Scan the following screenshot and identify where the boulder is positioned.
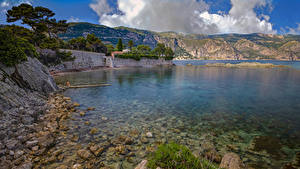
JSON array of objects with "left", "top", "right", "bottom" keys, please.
[{"left": 220, "top": 153, "right": 246, "bottom": 169}]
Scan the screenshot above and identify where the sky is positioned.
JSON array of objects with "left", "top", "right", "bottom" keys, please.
[{"left": 0, "top": 0, "right": 299, "bottom": 35}]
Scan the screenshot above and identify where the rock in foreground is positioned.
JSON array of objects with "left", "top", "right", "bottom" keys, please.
[{"left": 220, "top": 153, "right": 246, "bottom": 169}]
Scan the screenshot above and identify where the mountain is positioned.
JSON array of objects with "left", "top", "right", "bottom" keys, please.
[{"left": 60, "top": 22, "right": 300, "bottom": 60}]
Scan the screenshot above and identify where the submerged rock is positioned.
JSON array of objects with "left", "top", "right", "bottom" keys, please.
[
  {"left": 87, "top": 107, "right": 96, "bottom": 111},
  {"left": 220, "top": 153, "right": 246, "bottom": 169},
  {"left": 73, "top": 102, "right": 80, "bottom": 107},
  {"left": 101, "top": 117, "right": 108, "bottom": 121},
  {"left": 251, "top": 135, "right": 283, "bottom": 159},
  {"left": 146, "top": 132, "right": 153, "bottom": 138},
  {"left": 79, "top": 111, "right": 85, "bottom": 117},
  {"left": 77, "top": 149, "right": 92, "bottom": 160},
  {"left": 90, "top": 128, "right": 98, "bottom": 135},
  {"left": 89, "top": 145, "right": 104, "bottom": 156}
]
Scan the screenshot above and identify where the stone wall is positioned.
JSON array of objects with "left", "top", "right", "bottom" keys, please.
[
  {"left": 49, "top": 49, "right": 106, "bottom": 72},
  {"left": 50, "top": 50, "right": 173, "bottom": 72},
  {"left": 113, "top": 58, "right": 173, "bottom": 67}
]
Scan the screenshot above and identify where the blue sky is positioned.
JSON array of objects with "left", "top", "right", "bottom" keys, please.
[{"left": 1, "top": 0, "right": 299, "bottom": 34}]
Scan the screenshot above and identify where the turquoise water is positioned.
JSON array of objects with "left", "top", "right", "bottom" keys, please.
[{"left": 55, "top": 64, "right": 300, "bottom": 168}]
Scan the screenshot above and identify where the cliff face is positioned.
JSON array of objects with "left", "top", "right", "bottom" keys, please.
[
  {"left": 155, "top": 33, "right": 300, "bottom": 60},
  {"left": 61, "top": 23, "right": 300, "bottom": 61},
  {"left": 0, "top": 57, "right": 59, "bottom": 168},
  {"left": 0, "top": 57, "right": 58, "bottom": 111}
]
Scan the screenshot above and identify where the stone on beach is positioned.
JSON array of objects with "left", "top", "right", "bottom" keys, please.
[
  {"left": 146, "top": 132, "right": 153, "bottom": 138},
  {"left": 220, "top": 153, "right": 246, "bottom": 169},
  {"left": 77, "top": 149, "right": 92, "bottom": 160}
]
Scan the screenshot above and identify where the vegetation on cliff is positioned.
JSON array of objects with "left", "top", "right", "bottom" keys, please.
[
  {"left": 61, "top": 22, "right": 300, "bottom": 61},
  {"left": 0, "top": 4, "right": 73, "bottom": 67},
  {"left": 0, "top": 27, "right": 37, "bottom": 67},
  {"left": 62, "top": 34, "right": 107, "bottom": 54},
  {"left": 115, "top": 43, "right": 174, "bottom": 60}
]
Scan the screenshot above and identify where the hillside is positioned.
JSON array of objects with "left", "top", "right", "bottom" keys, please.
[{"left": 60, "top": 22, "right": 300, "bottom": 60}]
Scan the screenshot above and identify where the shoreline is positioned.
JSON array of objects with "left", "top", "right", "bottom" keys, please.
[{"left": 50, "top": 65, "right": 175, "bottom": 76}]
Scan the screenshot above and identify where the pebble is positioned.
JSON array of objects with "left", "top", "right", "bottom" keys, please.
[
  {"left": 146, "top": 132, "right": 153, "bottom": 138},
  {"left": 102, "top": 117, "right": 108, "bottom": 121},
  {"left": 6, "top": 139, "right": 18, "bottom": 149},
  {"left": 77, "top": 149, "right": 92, "bottom": 160},
  {"left": 26, "top": 140, "right": 38, "bottom": 147},
  {"left": 80, "top": 111, "right": 85, "bottom": 117},
  {"left": 72, "top": 164, "right": 83, "bottom": 169}
]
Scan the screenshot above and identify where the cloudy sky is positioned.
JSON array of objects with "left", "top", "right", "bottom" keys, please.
[{"left": 0, "top": 0, "right": 299, "bottom": 35}]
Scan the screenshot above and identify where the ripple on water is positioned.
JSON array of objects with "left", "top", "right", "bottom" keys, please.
[{"left": 54, "top": 66, "right": 300, "bottom": 168}]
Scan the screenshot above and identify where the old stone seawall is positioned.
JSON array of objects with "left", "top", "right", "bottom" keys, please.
[
  {"left": 49, "top": 49, "right": 173, "bottom": 73},
  {"left": 113, "top": 58, "right": 173, "bottom": 67}
]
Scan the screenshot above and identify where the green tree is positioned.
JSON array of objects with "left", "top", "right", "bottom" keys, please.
[
  {"left": 6, "top": 4, "right": 68, "bottom": 42},
  {"left": 45, "top": 18, "right": 68, "bottom": 38},
  {"left": 86, "top": 34, "right": 107, "bottom": 53},
  {"left": 106, "top": 44, "right": 115, "bottom": 56},
  {"left": 165, "top": 47, "right": 174, "bottom": 60},
  {"left": 116, "top": 38, "right": 123, "bottom": 51},
  {"left": 7, "top": 4, "right": 54, "bottom": 32},
  {"left": 152, "top": 43, "right": 166, "bottom": 57},
  {"left": 0, "top": 28, "right": 37, "bottom": 67},
  {"left": 3, "top": 25, "right": 34, "bottom": 43},
  {"left": 128, "top": 40, "right": 134, "bottom": 50},
  {"left": 137, "top": 45, "right": 151, "bottom": 54}
]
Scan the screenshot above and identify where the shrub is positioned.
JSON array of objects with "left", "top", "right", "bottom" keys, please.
[
  {"left": 147, "top": 143, "right": 219, "bottom": 169},
  {"left": 0, "top": 28, "right": 37, "bottom": 67},
  {"left": 115, "top": 54, "right": 160, "bottom": 61}
]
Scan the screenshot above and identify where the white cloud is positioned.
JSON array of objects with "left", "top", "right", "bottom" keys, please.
[
  {"left": 89, "top": 0, "right": 112, "bottom": 17},
  {"left": 1, "top": 1, "right": 9, "bottom": 7},
  {"left": 68, "top": 16, "right": 81, "bottom": 23},
  {"left": 90, "top": 0, "right": 275, "bottom": 34},
  {"left": 286, "top": 23, "right": 300, "bottom": 35}
]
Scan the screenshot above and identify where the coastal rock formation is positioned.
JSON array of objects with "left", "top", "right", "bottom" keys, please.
[
  {"left": 0, "top": 57, "right": 58, "bottom": 168},
  {"left": 0, "top": 57, "right": 58, "bottom": 111}
]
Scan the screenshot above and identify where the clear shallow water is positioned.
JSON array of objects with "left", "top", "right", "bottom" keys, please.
[{"left": 55, "top": 65, "right": 300, "bottom": 168}]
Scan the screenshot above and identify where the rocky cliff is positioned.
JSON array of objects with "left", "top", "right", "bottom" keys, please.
[
  {"left": 60, "top": 22, "right": 300, "bottom": 61},
  {"left": 0, "top": 57, "right": 58, "bottom": 168}
]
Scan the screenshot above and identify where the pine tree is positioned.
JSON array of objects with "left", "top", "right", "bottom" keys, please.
[
  {"left": 128, "top": 40, "right": 134, "bottom": 50},
  {"left": 116, "top": 38, "right": 123, "bottom": 51}
]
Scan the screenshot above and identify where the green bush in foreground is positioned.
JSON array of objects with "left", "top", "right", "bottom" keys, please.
[{"left": 147, "top": 143, "right": 219, "bottom": 169}]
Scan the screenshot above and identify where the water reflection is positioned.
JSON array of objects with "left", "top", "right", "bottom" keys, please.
[{"left": 55, "top": 66, "right": 300, "bottom": 168}]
